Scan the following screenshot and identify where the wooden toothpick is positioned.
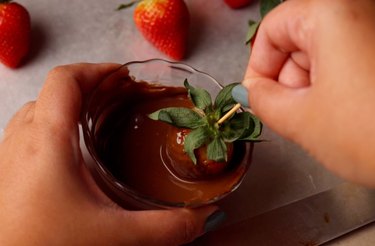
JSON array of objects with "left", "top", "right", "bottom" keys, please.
[{"left": 217, "top": 103, "right": 241, "bottom": 125}]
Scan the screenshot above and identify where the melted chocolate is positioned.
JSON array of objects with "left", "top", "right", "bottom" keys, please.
[{"left": 87, "top": 77, "right": 252, "bottom": 206}]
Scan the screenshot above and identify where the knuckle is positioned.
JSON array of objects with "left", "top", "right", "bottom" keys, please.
[
  {"left": 46, "top": 65, "right": 72, "bottom": 79},
  {"left": 47, "top": 63, "right": 92, "bottom": 80},
  {"left": 20, "top": 101, "right": 36, "bottom": 122},
  {"left": 3, "top": 101, "right": 36, "bottom": 138}
]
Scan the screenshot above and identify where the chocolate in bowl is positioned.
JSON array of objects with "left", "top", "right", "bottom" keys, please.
[{"left": 81, "top": 59, "right": 253, "bottom": 209}]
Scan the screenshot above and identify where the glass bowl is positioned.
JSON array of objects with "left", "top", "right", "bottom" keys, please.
[{"left": 81, "top": 59, "right": 253, "bottom": 209}]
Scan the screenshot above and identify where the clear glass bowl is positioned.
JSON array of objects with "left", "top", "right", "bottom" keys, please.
[{"left": 81, "top": 59, "right": 253, "bottom": 209}]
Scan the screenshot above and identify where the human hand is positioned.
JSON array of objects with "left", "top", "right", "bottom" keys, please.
[
  {"left": 0, "top": 63, "right": 223, "bottom": 245},
  {"left": 237, "top": 0, "right": 375, "bottom": 187}
]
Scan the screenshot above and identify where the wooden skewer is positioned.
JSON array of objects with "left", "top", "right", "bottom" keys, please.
[{"left": 217, "top": 103, "right": 241, "bottom": 125}]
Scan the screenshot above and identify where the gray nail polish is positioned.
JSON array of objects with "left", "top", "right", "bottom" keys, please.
[
  {"left": 204, "top": 210, "right": 227, "bottom": 233},
  {"left": 232, "top": 84, "right": 250, "bottom": 108}
]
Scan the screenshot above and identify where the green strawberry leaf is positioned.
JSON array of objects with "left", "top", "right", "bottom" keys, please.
[
  {"left": 221, "top": 112, "right": 251, "bottom": 142},
  {"left": 148, "top": 107, "right": 205, "bottom": 129},
  {"left": 260, "top": 0, "right": 283, "bottom": 18},
  {"left": 238, "top": 113, "right": 263, "bottom": 141},
  {"left": 149, "top": 79, "right": 263, "bottom": 165},
  {"left": 214, "top": 83, "right": 239, "bottom": 115},
  {"left": 245, "top": 20, "right": 260, "bottom": 45},
  {"left": 184, "top": 79, "right": 212, "bottom": 113},
  {"left": 207, "top": 137, "right": 227, "bottom": 162},
  {"left": 221, "top": 112, "right": 263, "bottom": 142},
  {"left": 184, "top": 127, "right": 211, "bottom": 164}
]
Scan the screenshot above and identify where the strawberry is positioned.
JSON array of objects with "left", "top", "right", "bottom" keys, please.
[
  {"left": 118, "top": 0, "right": 190, "bottom": 60},
  {"left": 195, "top": 142, "right": 234, "bottom": 176},
  {"left": 166, "top": 128, "right": 233, "bottom": 179},
  {"left": 150, "top": 81, "right": 262, "bottom": 180},
  {"left": 0, "top": 0, "right": 31, "bottom": 68},
  {"left": 224, "top": 0, "right": 252, "bottom": 9}
]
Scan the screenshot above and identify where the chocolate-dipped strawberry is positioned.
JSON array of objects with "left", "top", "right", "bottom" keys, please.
[{"left": 149, "top": 80, "right": 262, "bottom": 180}]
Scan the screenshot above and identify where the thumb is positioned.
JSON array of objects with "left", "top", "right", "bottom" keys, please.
[
  {"left": 234, "top": 78, "right": 309, "bottom": 140},
  {"left": 108, "top": 206, "right": 225, "bottom": 246}
]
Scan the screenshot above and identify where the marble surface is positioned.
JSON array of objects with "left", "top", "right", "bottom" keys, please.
[{"left": 1, "top": 0, "right": 374, "bottom": 245}]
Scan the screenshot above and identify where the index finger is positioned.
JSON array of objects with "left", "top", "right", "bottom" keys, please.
[{"left": 245, "top": 0, "right": 314, "bottom": 79}]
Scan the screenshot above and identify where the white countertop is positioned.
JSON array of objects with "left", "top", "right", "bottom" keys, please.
[
  {"left": 327, "top": 223, "right": 375, "bottom": 246},
  {"left": 1, "top": 0, "right": 374, "bottom": 245}
]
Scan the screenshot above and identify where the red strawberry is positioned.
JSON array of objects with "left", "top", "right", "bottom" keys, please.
[
  {"left": 166, "top": 128, "right": 233, "bottom": 179},
  {"left": 119, "top": 0, "right": 190, "bottom": 60},
  {"left": 224, "top": 0, "right": 252, "bottom": 9},
  {"left": 195, "top": 143, "right": 233, "bottom": 176},
  {"left": 0, "top": 0, "right": 31, "bottom": 68}
]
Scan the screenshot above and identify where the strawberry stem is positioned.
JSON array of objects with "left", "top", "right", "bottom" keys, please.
[{"left": 116, "top": 0, "right": 142, "bottom": 10}]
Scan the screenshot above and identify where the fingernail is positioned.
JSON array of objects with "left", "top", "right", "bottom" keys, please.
[
  {"left": 204, "top": 210, "right": 227, "bottom": 233},
  {"left": 232, "top": 84, "right": 250, "bottom": 108}
]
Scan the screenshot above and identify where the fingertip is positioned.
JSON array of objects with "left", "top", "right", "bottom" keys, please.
[
  {"left": 242, "top": 78, "right": 253, "bottom": 88},
  {"left": 172, "top": 206, "right": 226, "bottom": 243},
  {"left": 176, "top": 206, "right": 225, "bottom": 240},
  {"left": 247, "top": 77, "right": 282, "bottom": 119},
  {"left": 112, "top": 206, "right": 223, "bottom": 245},
  {"left": 232, "top": 84, "right": 250, "bottom": 108},
  {"left": 245, "top": 76, "right": 309, "bottom": 140},
  {"left": 242, "top": 77, "right": 269, "bottom": 115}
]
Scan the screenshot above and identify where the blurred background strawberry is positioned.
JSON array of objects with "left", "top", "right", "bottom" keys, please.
[
  {"left": 224, "top": 0, "right": 252, "bottom": 9},
  {"left": 0, "top": 0, "right": 31, "bottom": 68},
  {"left": 118, "top": 0, "right": 190, "bottom": 60}
]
